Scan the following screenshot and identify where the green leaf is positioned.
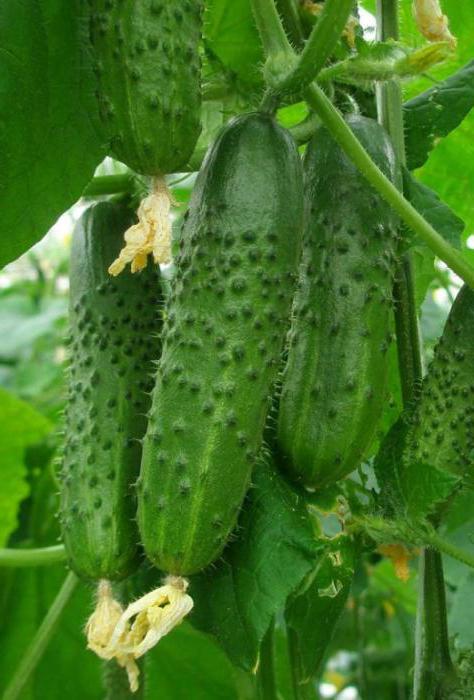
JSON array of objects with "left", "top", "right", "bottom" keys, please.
[
  {"left": 145, "top": 623, "right": 238, "bottom": 700},
  {"left": 403, "top": 169, "right": 465, "bottom": 250},
  {"left": 404, "top": 60, "right": 474, "bottom": 170},
  {"left": 0, "top": 565, "right": 101, "bottom": 699},
  {"left": 0, "top": 388, "right": 51, "bottom": 546},
  {"left": 0, "top": 1, "right": 104, "bottom": 268},
  {"left": 398, "top": 0, "right": 474, "bottom": 240},
  {"left": 285, "top": 535, "right": 356, "bottom": 684},
  {"left": 402, "top": 168, "right": 465, "bottom": 305},
  {"left": 205, "top": 0, "right": 264, "bottom": 87},
  {"left": 191, "top": 463, "right": 318, "bottom": 670},
  {"left": 373, "top": 415, "right": 459, "bottom": 523},
  {"left": 449, "top": 571, "right": 474, "bottom": 649}
]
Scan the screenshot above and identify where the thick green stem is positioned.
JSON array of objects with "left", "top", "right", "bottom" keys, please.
[
  {"left": 275, "top": 0, "right": 305, "bottom": 49},
  {"left": 0, "top": 545, "right": 66, "bottom": 567},
  {"left": 82, "top": 174, "right": 136, "bottom": 198},
  {"left": 376, "top": 3, "right": 455, "bottom": 699},
  {"left": 414, "top": 550, "right": 458, "bottom": 699},
  {"left": 276, "top": 0, "right": 353, "bottom": 94},
  {"left": 258, "top": 619, "right": 278, "bottom": 700},
  {"left": 3, "top": 572, "right": 78, "bottom": 700},
  {"left": 304, "top": 83, "right": 474, "bottom": 289},
  {"left": 251, "top": 0, "right": 293, "bottom": 59}
]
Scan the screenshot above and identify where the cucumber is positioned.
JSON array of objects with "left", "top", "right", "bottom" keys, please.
[
  {"left": 277, "top": 115, "right": 399, "bottom": 490},
  {"left": 138, "top": 113, "right": 304, "bottom": 575},
  {"left": 61, "top": 201, "right": 162, "bottom": 581},
  {"left": 408, "top": 284, "right": 474, "bottom": 487},
  {"left": 88, "top": 0, "right": 202, "bottom": 175}
]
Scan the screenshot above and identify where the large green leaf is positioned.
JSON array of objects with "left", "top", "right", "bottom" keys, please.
[
  {"left": 0, "top": 0, "right": 104, "bottom": 269},
  {"left": 205, "top": 0, "right": 264, "bottom": 87},
  {"left": 0, "top": 388, "right": 52, "bottom": 546},
  {"left": 404, "top": 60, "right": 474, "bottom": 170},
  {"left": 146, "top": 623, "right": 238, "bottom": 699},
  {"left": 191, "top": 463, "right": 318, "bottom": 670},
  {"left": 0, "top": 566, "right": 101, "bottom": 699}
]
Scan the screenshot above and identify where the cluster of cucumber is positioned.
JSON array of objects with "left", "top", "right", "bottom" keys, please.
[{"left": 62, "top": 4, "right": 474, "bottom": 662}]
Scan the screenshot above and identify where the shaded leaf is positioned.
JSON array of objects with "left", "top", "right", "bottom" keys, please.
[
  {"left": 146, "top": 623, "right": 238, "bottom": 700},
  {"left": 403, "top": 169, "right": 465, "bottom": 250},
  {"left": 0, "top": 388, "right": 52, "bottom": 546},
  {"left": 205, "top": 0, "right": 264, "bottom": 87},
  {"left": 404, "top": 60, "right": 474, "bottom": 170},
  {"left": 0, "top": 565, "right": 101, "bottom": 699},
  {"left": 191, "top": 463, "right": 318, "bottom": 670},
  {"left": 0, "top": 0, "right": 104, "bottom": 268},
  {"left": 285, "top": 535, "right": 356, "bottom": 683}
]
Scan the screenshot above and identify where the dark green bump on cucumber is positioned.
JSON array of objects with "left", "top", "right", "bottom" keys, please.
[
  {"left": 277, "top": 116, "right": 399, "bottom": 490},
  {"left": 61, "top": 201, "right": 162, "bottom": 581},
  {"left": 88, "top": 0, "right": 202, "bottom": 175},
  {"left": 408, "top": 284, "right": 474, "bottom": 488},
  {"left": 138, "top": 113, "right": 304, "bottom": 575}
]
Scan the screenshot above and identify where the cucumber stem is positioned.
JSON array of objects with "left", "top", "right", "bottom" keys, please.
[
  {"left": 375, "top": 2, "right": 457, "bottom": 698},
  {"left": 0, "top": 544, "right": 66, "bottom": 567},
  {"left": 275, "top": 0, "right": 353, "bottom": 94},
  {"left": 274, "top": 0, "right": 305, "bottom": 49},
  {"left": 251, "top": 0, "right": 293, "bottom": 59},
  {"left": 257, "top": 619, "right": 278, "bottom": 700},
  {"left": 3, "top": 572, "right": 78, "bottom": 700},
  {"left": 304, "top": 82, "right": 474, "bottom": 290}
]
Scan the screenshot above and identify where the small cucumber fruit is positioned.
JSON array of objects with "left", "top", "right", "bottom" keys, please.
[
  {"left": 88, "top": 0, "right": 202, "bottom": 175},
  {"left": 277, "top": 115, "right": 399, "bottom": 490},
  {"left": 138, "top": 113, "right": 304, "bottom": 575},
  {"left": 61, "top": 201, "right": 162, "bottom": 580}
]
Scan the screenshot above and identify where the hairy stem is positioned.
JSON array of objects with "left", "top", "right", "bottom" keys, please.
[
  {"left": 251, "top": 0, "right": 293, "bottom": 59},
  {"left": 276, "top": 0, "right": 353, "bottom": 94},
  {"left": 275, "top": 0, "right": 305, "bottom": 49},
  {"left": 3, "top": 572, "right": 78, "bottom": 700},
  {"left": 0, "top": 545, "right": 66, "bottom": 567}
]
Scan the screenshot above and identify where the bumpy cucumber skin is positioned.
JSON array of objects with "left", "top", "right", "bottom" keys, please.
[
  {"left": 61, "top": 201, "right": 162, "bottom": 581},
  {"left": 88, "top": 0, "right": 202, "bottom": 175},
  {"left": 277, "top": 116, "right": 399, "bottom": 490},
  {"left": 409, "top": 285, "right": 474, "bottom": 486},
  {"left": 138, "top": 113, "right": 304, "bottom": 575}
]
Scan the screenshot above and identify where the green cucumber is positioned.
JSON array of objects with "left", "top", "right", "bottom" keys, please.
[
  {"left": 286, "top": 535, "right": 356, "bottom": 685},
  {"left": 138, "top": 113, "right": 304, "bottom": 575},
  {"left": 277, "top": 115, "right": 399, "bottom": 490},
  {"left": 408, "top": 284, "right": 474, "bottom": 487},
  {"left": 61, "top": 201, "right": 162, "bottom": 581},
  {"left": 88, "top": 0, "right": 202, "bottom": 175}
]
